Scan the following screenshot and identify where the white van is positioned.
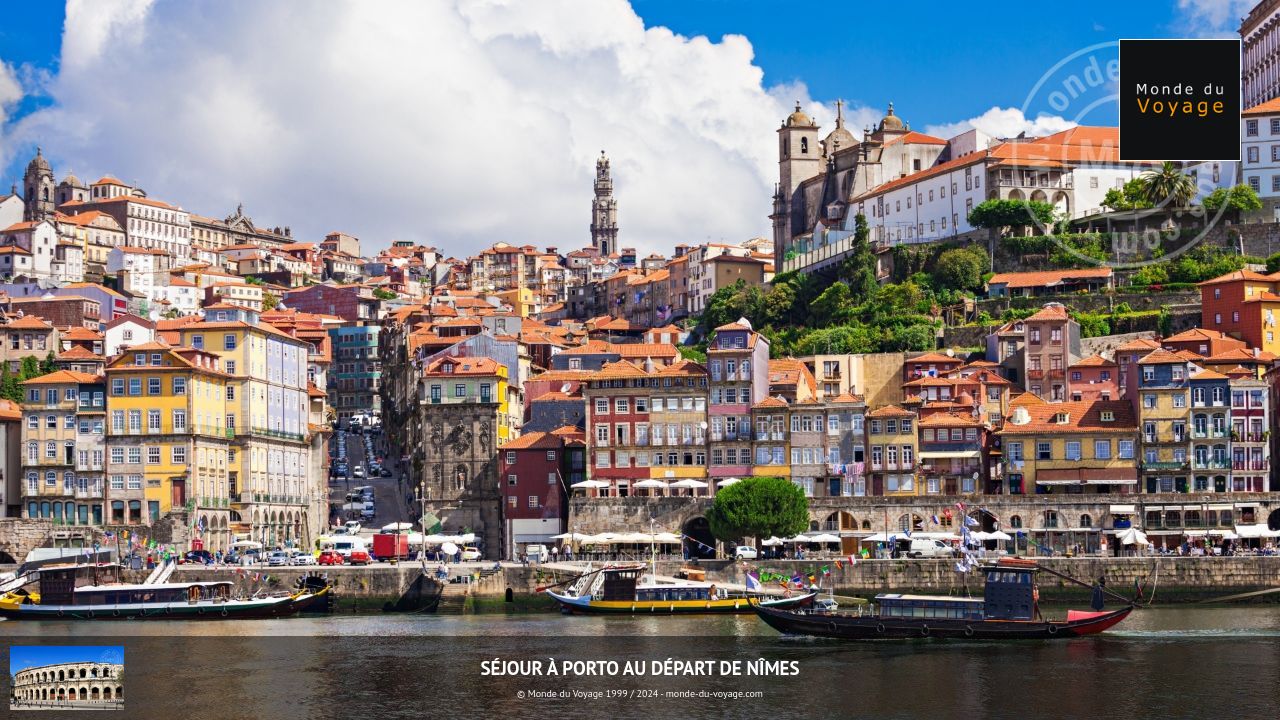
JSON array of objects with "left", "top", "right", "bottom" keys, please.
[
  {"left": 896, "top": 537, "right": 957, "bottom": 559},
  {"left": 333, "top": 537, "right": 370, "bottom": 559}
]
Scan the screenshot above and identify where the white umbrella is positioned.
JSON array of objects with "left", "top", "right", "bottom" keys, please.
[
  {"left": 670, "top": 479, "right": 708, "bottom": 489},
  {"left": 653, "top": 532, "right": 682, "bottom": 544},
  {"left": 381, "top": 522, "right": 413, "bottom": 532},
  {"left": 571, "top": 479, "right": 610, "bottom": 489},
  {"left": 406, "top": 533, "right": 425, "bottom": 545},
  {"left": 761, "top": 537, "right": 784, "bottom": 547},
  {"left": 581, "top": 532, "right": 620, "bottom": 544},
  {"left": 440, "top": 542, "right": 459, "bottom": 555},
  {"left": 633, "top": 479, "right": 668, "bottom": 489},
  {"left": 969, "top": 531, "right": 991, "bottom": 542},
  {"left": 717, "top": 478, "right": 741, "bottom": 487},
  {"left": 1117, "top": 527, "right": 1149, "bottom": 546},
  {"left": 787, "top": 534, "right": 811, "bottom": 543},
  {"left": 988, "top": 530, "right": 1013, "bottom": 541},
  {"left": 808, "top": 533, "right": 840, "bottom": 543},
  {"left": 230, "top": 540, "right": 262, "bottom": 549},
  {"left": 618, "top": 532, "right": 654, "bottom": 543}
]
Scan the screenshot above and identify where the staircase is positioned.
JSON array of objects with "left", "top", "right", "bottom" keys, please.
[{"left": 435, "top": 582, "right": 472, "bottom": 614}]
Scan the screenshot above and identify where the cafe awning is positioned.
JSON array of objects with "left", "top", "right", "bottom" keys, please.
[
  {"left": 919, "top": 450, "right": 981, "bottom": 459},
  {"left": 1109, "top": 504, "right": 1136, "bottom": 513}
]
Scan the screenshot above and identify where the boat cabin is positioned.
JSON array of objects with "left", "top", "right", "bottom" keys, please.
[
  {"left": 876, "top": 594, "right": 984, "bottom": 620},
  {"left": 36, "top": 564, "right": 123, "bottom": 604},
  {"left": 982, "top": 564, "right": 1036, "bottom": 620},
  {"left": 74, "top": 582, "right": 233, "bottom": 605}
]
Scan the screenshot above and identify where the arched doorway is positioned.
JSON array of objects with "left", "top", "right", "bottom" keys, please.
[
  {"left": 682, "top": 517, "right": 715, "bottom": 559},
  {"left": 1268, "top": 508, "right": 1280, "bottom": 531}
]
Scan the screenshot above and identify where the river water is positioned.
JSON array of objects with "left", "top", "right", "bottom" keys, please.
[{"left": 4, "top": 606, "right": 1279, "bottom": 719}]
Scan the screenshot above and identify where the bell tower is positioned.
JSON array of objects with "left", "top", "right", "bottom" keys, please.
[
  {"left": 22, "top": 147, "right": 55, "bottom": 223},
  {"left": 590, "top": 151, "right": 618, "bottom": 256},
  {"left": 775, "top": 102, "right": 821, "bottom": 269}
]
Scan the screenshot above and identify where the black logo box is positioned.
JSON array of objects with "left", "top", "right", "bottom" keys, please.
[{"left": 1119, "top": 38, "right": 1240, "bottom": 162}]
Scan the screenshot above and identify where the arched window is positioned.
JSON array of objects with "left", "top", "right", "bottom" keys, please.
[
  {"left": 1080, "top": 514, "right": 1093, "bottom": 528},
  {"left": 1009, "top": 515, "right": 1023, "bottom": 529},
  {"left": 861, "top": 519, "right": 871, "bottom": 530},
  {"left": 800, "top": 137, "right": 809, "bottom": 154},
  {"left": 1044, "top": 510, "right": 1059, "bottom": 529}
]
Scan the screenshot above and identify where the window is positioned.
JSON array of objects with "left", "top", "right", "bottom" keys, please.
[
  {"left": 635, "top": 397, "right": 648, "bottom": 412},
  {"left": 172, "top": 376, "right": 187, "bottom": 395},
  {"left": 172, "top": 446, "right": 186, "bottom": 464},
  {"left": 1249, "top": 176, "right": 1261, "bottom": 192},
  {"left": 225, "top": 360, "right": 236, "bottom": 375},
  {"left": 147, "top": 447, "right": 161, "bottom": 464},
  {"left": 594, "top": 399, "right": 608, "bottom": 415},
  {"left": 148, "top": 377, "right": 161, "bottom": 395},
  {"left": 128, "top": 447, "right": 141, "bottom": 464},
  {"left": 148, "top": 410, "right": 161, "bottom": 432},
  {"left": 128, "top": 378, "right": 141, "bottom": 395},
  {"left": 595, "top": 451, "right": 610, "bottom": 468},
  {"left": 1248, "top": 146, "right": 1260, "bottom": 163},
  {"left": 615, "top": 398, "right": 629, "bottom": 414},
  {"left": 223, "top": 334, "right": 237, "bottom": 350},
  {"left": 1036, "top": 442, "right": 1051, "bottom": 460},
  {"left": 1094, "top": 440, "right": 1111, "bottom": 459},
  {"left": 1248, "top": 119, "right": 1259, "bottom": 136},
  {"left": 454, "top": 384, "right": 465, "bottom": 398}
]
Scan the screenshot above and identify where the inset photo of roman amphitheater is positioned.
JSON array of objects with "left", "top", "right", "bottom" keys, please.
[{"left": 9, "top": 646, "right": 123, "bottom": 711}]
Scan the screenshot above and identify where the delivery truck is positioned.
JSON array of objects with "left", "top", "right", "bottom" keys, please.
[{"left": 373, "top": 532, "right": 410, "bottom": 561}]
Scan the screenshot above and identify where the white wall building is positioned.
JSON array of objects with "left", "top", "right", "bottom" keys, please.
[{"left": 1242, "top": 99, "right": 1280, "bottom": 221}]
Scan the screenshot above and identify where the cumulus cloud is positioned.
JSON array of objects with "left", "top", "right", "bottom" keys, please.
[
  {"left": 3, "top": 0, "right": 837, "bottom": 257},
  {"left": 923, "top": 107, "right": 1076, "bottom": 142},
  {"left": 1174, "top": 0, "right": 1254, "bottom": 38},
  {"left": 0, "top": 62, "right": 24, "bottom": 173}
]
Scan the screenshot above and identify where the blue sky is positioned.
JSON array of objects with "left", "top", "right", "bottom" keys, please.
[
  {"left": 10, "top": 645, "right": 124, "bottom": 676},
  {"left": 0, "top": 1, "right": 1247, "bottom": 254}
]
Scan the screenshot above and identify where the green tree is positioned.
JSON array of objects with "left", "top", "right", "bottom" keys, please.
[
  {"left": 1140, "top": 161, "right": 1196, "bottom": 225},
  {"left": 1101, "top": 178, "right": 1154, "bottom": 211},
  {"left": 0, "top": 364, "right": 19, "bottom": 403},
  {"left": 839, "top": 214, "right": 879, "bottom": 303},
  {"left": 373, "top": 288, "right": 398, "bottom": 301},
  {"left": 262, "top": 292, "right": 281, "bottom": 311},
  {"left": 705, "top": 476, "right": 809, "bottom": 547},
  {"left": 677, "top": 345, "right": 706, "bottom": 363},
  {"left": 809, "top": 282, "right": 855, "bottom": 325},
  {"left": 887, "top": 323, "right": 938, "bottom": 351},
  {"left": 967, "top": 198, "right": 1056, "bottom": 235},
  {"left": 932, "top": 247, "right": 984, "bottom": 292},
  {"left": 19, "top": 355, "right": 40, "bottom": 380},
  {"left": 40, "top": 350, "right": 55, "bottom": 375},
  {"left": 1203, "top": 184, "right": 1263, "bottom": 219},
  {"left": 1267, "top": 251, "right": 1280, "bottom": 274}
]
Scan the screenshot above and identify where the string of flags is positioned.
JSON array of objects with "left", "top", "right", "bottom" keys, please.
[{"left": 744, "top": 553, "right": 862, "bottom": 589}]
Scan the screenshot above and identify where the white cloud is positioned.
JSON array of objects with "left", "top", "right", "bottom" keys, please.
[
  {"left": 923, "top": 107, "right": 1076, "bottom": 142},
  {"left": 0, "top": 62, "right": 24, "bottom": 174},
  {"left": 1174, "top": 0, "right": 1254, "bottom": 38},
  {"left": 3, "top": 0, "right": 835, "bottom": 257}
]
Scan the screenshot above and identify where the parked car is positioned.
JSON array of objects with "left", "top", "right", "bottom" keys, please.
[
  {"left": 461, "top": 546, "right": 482, "bottom": 561},
  {"left": 379, "top": 467, "right": 392, "bottom": 477},
  {"left": 318, "top": 550, "right": 344, "bottom": 566},
  {"left": 348, "top": 550, "right": 372, "bottom": 566},
  {"left": 524, "top": 544, "right": 548, "bottom": 562},
  {"left": 344, "top": 521, "right": 362, "bottom": 534},
  {"left": 182, "top": 550, "right": 214, "bottom": 565},
  {"left": 353, "top": 467, "right": 365, "bottom": 478},
  {"left": 267, "top": 551, "right": 290, "bottom": 567},
  {"left": 291, "top": 553, "right": 316, "bottom": 566},
  {"left": 896, "top": 538, "right": 959, "bottom": 559},
  {"left": 734, "top": 545, "right": 759, "bottom": 560}
]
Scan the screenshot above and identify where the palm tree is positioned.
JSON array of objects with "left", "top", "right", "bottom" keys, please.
[{"left": 1139, "top": 161, "right": 1196, "bottom": 227}]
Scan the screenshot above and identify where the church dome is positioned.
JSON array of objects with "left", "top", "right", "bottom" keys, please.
[
  {"left": 61, "top": 172, "right": 84, "bottom": 188},
  {"left": 879, "top": 102, "right": 904, "bottom": 131},
  {"left": 785, "top": 102, "right": 813, "bottom": 127},
  {"left": 25, "top": 148, "right": 51, "bottom": 175}
]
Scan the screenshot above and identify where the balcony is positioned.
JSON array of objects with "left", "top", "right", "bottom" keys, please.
[
  {"left": 1143, "top": 461, "right": 1188, "bottom": 471},
  {"left": 1192, "top": 459, "right": 1231, "bottom": 470},
  {"left": 1026, "top": 369, "right": 1045, "bottom": 380},
  {"left": 1232, "top": 460, "right": 1269, "bottom": 471}
]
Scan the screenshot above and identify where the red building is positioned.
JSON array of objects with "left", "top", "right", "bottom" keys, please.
[
  {"left": 1067, "top": 355, "right": 1118, "bottom": 402},
  {"left": 583, "top": 360, "right": 652, "bottom": 496},
  {"left": 902, "top": 351, "right": 964, "bottom": 383},
  {"left": 499, "top": 426, "right": 584, "bottom": 560}
]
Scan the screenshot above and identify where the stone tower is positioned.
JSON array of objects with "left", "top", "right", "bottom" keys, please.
[
  {"left": 22, "top": 147, "right": 55, "bottom": 223},
  {"left": 590, "top": 150, "right": 618, "bottom": 256},
  {"left": 772, "top": 102, "right": 821, "bottom": 269}
]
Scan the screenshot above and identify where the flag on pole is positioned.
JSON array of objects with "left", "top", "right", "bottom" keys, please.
[
  {"left": 848, "top": 554, "right": 857, "bottom": 566},
  {"left": 834, "top": 560, "right": 843, "bottom": 570},
  {"left": 745, "top": 572, "right": 762, "bottom": 591},
  {"left": 931, "top": 514, "right": 941, "bottom": 525}
]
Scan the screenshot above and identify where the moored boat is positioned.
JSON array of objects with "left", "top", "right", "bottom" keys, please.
[
  {"left": 0, "top": 561, "right": 334, "bottom": 621},
  {"left": 546, "top": 564, "right": 816, "bottom": 614},
  {"left": 754, "top": 557, "right": 1132, "bottom": 640}
]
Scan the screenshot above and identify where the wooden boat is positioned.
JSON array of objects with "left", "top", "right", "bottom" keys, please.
[
  {"left": 546, "top": 564, "right": 816, "bottom": 615},
  {"left": 0, "top": 561, "right": 333, "bottom": 621},
  {"left": 754, "top": 557, "right": 1132, "bottom": 640}
]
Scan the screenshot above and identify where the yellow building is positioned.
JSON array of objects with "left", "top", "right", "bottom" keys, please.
[
  {"left": 647, "top": 360, "right": 709, "bottom": 482},
  {"left": 178, "top": 306, "right": 317, "bottom": 547},
  {"left": 105, "top": 342, "right": 231, "bottom": 550},
  {"left": 999, "top": 396, "right": 1139, "bottom": 496},
  {"left": 496, "top": 287, "right": 537, "bottom": 318},
  {"left": 866, "top": 405, "right": 918, "bottom": 496},
  {"left": 21, "top": 370, "right": 103, "bottom": 525}
]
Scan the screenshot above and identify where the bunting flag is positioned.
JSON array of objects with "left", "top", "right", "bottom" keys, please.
[
  {"left": 848, "top": 553, "right": 857, "bottom": 565},
  {"left": 834, "top": 560, "right": 842, "bottom": 570},
  {"left": 930, "top": 514, "right": 941, "bottom": 526},
  {"left": 745, "top": 572, "right": 762, "bottom": 591},
  {"left": 821, "top": 566, "right": 830, "bottom": 577},
  {"left": 103, "top": 531, "right": 114, "bottom": 538}
]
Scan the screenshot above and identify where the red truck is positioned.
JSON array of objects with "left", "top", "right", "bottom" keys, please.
[{"left": 372, "top": 533, "right": 410, "bottom": 561}]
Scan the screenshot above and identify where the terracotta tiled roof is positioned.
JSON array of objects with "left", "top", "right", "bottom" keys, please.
[
  {"left": 907, "top": 352, "right": 964, "bottom": 365},
  {"left": 500, "top": 431, "right": 565, "bottom": 451},
  {"left": 867, "top": 404, "right": 914, "bottom": 418},
  {"left": 589, "top": 360, "right": 648, "bottom": 380},
  {"left": 1205, "top": 348, "right": 1277, "bottom": 363},
  {"left": 1244, "top": 97, "right": 1280, "bottom": 116},
  {"left": 1000, "top": 399, "right": 1136, "bottom": 434},
  {"left": 6, "top": 316, "right": 52, "bottom": 330},
  {"left": 22, "top": 370, "right": 100, "bottom": 385},
  {"left": 1070, "top": 354, "right": 1116, "bottom": 368},
  {"left": 1164, "top": 328, "right": 1235, "bottom": 342},
  {"left": 1197, "top": 269, "right": 1274, "bottom": 286},
  {"left": 1024, "top": 304, "right": 1070, "bottom": 322},
  {"left": 655, "top": 359, "right": 706, "bottom": 376},
  {"left": 1136, "top": 348, "right": 1187, "bottom": 365},
  {"left": 56, "top": 346, "right": 102, "bottom": 361},
  {"left": 753, "top": 396, "right": 788, "bottom": 409},
  {"left": 918, "top": 411, "right": 980, "bottom": 427},
  {"left": 987, "top": 267, "right": 1112, "bottom": 289},
  {"left": 1190, "top": 368, "right": 1228, "bottom": 381},
  {"left": 1116, "top": 337, "right": 1161, "bottom": 352},
  {"left": 423, "top": 356, "right": 500, "bottom": 376}
]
